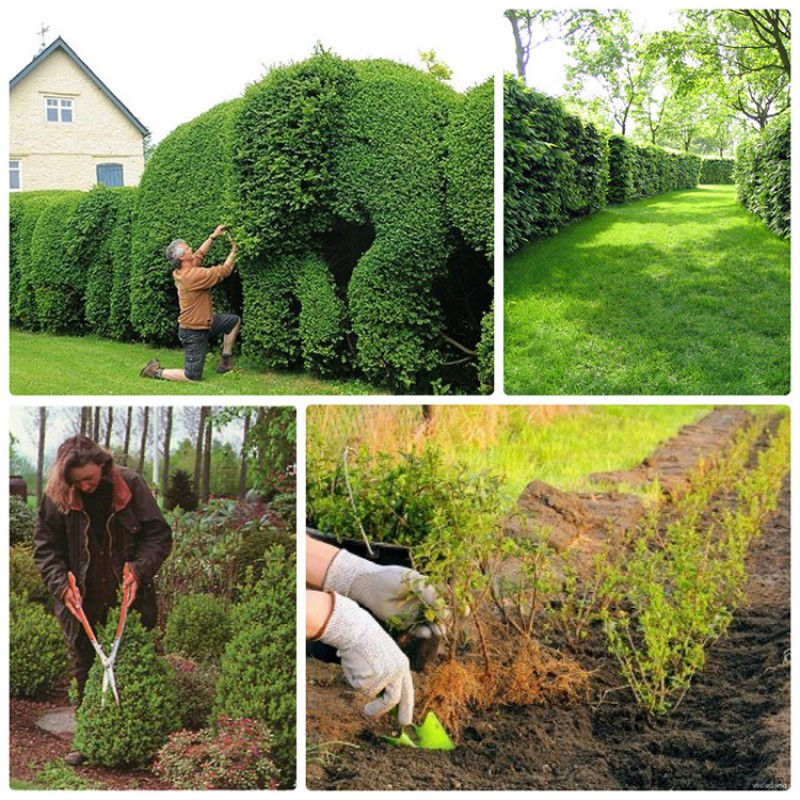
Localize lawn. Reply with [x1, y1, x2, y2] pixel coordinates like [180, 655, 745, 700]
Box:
[307, 404, 713, 503]
[9, 330, 379, 396]
[504, 185, 790, 395]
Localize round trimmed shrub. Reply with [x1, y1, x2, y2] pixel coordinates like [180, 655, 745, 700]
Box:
[73, 609, 180, 767]
[10, 495, 36, 545]
[214, 546, 296, 787]
[163, 592, 231, 663]
[165, 654, 219, 730]
[10, 593, 69, 697]
[154, 716, 279, 790]
[10, 544, 50, 607]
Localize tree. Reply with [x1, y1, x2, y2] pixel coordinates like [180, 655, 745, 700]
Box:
[564, 14, 659, 136]
[37, 407, 46, 502]
[193, 407, 210, 497]
[238, 409, 252, 500]
[138, 407, 150, 475]
[674, 10, 790, 130]
[122, 407, 133, 467]
[161, 407, 173, 501]
[164, 469, 198, 512]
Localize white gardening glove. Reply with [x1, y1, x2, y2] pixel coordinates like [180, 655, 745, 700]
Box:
[323, 549, 442, 638]
[319, 593, 414, 726]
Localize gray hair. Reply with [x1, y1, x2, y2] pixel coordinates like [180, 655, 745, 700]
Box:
[166, 239, 188, 267]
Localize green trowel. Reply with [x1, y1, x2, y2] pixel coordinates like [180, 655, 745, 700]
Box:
[385, 711, 455, 750]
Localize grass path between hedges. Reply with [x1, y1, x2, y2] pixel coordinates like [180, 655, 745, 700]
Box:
[504, 185, 790, 395]
[9, 330, 379, 396]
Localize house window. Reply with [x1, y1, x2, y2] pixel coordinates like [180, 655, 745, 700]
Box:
[45, 96, 73, 123]
[96, 163, 124, 187]
[9, 160, 21, 191]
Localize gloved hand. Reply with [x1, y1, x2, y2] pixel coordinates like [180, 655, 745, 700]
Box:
[323, 549, 442, 638]
[319, 592, 414, 726]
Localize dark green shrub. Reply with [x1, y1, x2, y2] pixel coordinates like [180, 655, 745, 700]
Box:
[10, 544, 50, 607]
[566, 118, 608, 218]
[164, 468, 198, 512]
[214, 546, 296, 787]
[607, 135, 636, 204]
[736, 116, 790, 239]
[130, 99, 241, 344]
[74, 187, 119, 339]
[107, 187, 138, 340]
[154, 717, 279, 790]
[163, 592, 231, 663]
[73, 609, 181, 767]
[699, 158, 735, 184]
[27, 192, 85, 333]
[10, 593, 68, 697]
[503, 75, 576, 250]
[165, 654, 219, 730]
[10, 495, 36, 544]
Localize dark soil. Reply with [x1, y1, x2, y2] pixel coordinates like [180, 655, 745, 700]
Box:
[306, 409, 790, 790]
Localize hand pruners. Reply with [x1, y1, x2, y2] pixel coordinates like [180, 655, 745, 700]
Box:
[67, 563, 133, 706]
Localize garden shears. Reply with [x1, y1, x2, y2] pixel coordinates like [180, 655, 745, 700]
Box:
[67, 563, 133, 706]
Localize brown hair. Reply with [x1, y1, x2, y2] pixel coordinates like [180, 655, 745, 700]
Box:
[46, 434, 115, 511]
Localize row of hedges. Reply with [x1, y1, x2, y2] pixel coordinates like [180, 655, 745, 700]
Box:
[735, 115, 790, 239]
[504, 75, 702, 254]
[699, 158, 735, 184]
[10, 53, 493, 394]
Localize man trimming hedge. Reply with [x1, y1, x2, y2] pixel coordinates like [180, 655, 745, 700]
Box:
[140, 225, 240, 381]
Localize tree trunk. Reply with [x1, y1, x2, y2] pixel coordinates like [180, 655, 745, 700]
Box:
[202, 415, 212, 503]
[104, 407, 114, 449]
[138, 407, 150, 475]
[194, 407, 210, 497]
[93, 407, 101, 442]
[36, 407, 47, 503]
[238, 409, 252, 500]
[122, 407, 133, 467]
[505, 11, 528, 81]
[161, 406, 173, 500]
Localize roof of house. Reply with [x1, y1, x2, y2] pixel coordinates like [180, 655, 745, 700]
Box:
[9, 35, 149, 136]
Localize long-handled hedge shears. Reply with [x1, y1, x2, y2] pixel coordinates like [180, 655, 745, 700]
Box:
[67, 562, 133, 706]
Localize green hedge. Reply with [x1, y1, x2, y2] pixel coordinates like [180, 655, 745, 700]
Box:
[735, 116, 790, 239]
[130, 99, 240, 344]
[10, 54, 492, 393]
[699, 158, 735, 184]
[505, 76, 701, 253]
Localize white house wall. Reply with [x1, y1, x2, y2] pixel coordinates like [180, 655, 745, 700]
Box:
[10, 49, 145, 191]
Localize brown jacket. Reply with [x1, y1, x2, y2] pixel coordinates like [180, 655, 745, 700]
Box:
[34, 467, 173, 643]
[173, 258, 235, 330]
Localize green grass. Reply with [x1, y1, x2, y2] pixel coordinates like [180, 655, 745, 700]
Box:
[10, 330, 379, 396]
[308, 404, 712, 504]
[505, 185, 790, 395]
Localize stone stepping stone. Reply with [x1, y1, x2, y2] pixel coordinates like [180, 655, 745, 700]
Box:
[35, 706, 76, 739]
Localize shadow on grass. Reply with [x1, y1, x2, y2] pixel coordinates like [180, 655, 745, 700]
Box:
[505, 187, 790, 395]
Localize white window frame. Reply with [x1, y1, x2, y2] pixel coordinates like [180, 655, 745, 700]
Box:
[44, 96, 74, 123]
[9, 159, 21, 191]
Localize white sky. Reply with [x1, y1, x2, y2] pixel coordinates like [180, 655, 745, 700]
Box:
[6, 0, 505, 144]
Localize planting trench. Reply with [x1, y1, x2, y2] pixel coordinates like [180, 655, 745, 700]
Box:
[306, 407, 790, 790]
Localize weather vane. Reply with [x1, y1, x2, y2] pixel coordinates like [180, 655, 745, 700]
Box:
[36, 22, 50, 54]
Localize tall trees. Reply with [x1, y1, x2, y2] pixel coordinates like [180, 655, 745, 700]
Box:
[508, 8, 791, 151]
